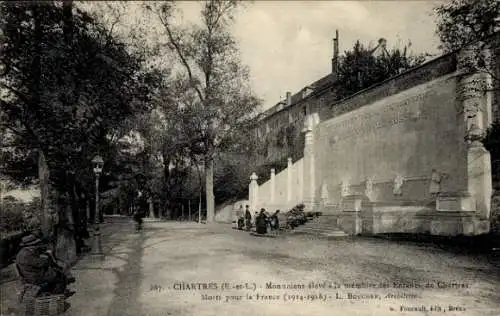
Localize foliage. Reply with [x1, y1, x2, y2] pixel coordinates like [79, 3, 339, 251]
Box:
[434, 0, 500, 52]
[145, 1, 261, 221]
[213, 153, 251, 204]
[0, 203, 24, 233]
[0, 133, 38, 185]
[0, 1, 159, 261]
[482, 121, 500, 189]
[0, 1, 154, 191]
[276, 126, 286, 148]
[0, 198, 42, 233]
[336, 40, 426, 99]
[434, 0, 499, 91]
[483, 121, 500, 154]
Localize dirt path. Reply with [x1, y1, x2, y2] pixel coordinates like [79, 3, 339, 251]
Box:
[4, 218, 498, 316]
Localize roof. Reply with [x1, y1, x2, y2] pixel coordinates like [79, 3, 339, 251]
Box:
[258, 72, 338, 121]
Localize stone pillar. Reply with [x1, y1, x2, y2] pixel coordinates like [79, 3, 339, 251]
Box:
[298, 158, 304, 203]
[270, 169, 276, 203]
[287, 158, 292, 203]
[457, 46, 493, 220]
[148, 198, 155, 219]
[249, 172, 259, 212]
[302, 115, 316, 211]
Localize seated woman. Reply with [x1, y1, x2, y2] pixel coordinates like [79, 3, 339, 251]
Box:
[255, 209, 269, 235]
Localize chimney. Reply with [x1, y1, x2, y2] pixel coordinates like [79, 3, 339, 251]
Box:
[331, 29, 339, 76]
[378, 38, 387, 49]
[286, 92, 291, 106]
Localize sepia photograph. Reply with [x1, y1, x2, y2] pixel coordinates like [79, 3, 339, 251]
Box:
[0, 0, 499, 315]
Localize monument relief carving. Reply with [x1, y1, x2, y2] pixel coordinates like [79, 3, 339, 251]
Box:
[365, 178, 373, 200]
[341, 181, 350, 197]
[429, 169, 442, 197]
[393, 175, 405, 196]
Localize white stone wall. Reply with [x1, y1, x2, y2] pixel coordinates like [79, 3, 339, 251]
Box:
[255, 158, 304, 212]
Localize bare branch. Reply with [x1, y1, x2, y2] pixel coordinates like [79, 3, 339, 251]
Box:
[156, 8, 205, 102]
[0, 123, 30, 140]
[0, 82, 31, 106]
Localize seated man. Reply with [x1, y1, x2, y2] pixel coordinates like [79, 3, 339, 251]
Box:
[15, 234, 75, 298]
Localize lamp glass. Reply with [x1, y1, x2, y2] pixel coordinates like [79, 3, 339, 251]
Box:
[92, 155, 104, 175]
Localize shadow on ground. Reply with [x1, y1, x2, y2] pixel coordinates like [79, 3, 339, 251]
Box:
[367, 232, 500, 267]
[105, 230, 146, 316]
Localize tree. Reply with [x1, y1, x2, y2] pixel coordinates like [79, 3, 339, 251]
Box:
[146, 1, 260, 222]
[0, 1, 153, 258]
[435, 0, 500, 91]
[336, 39, 426, 99]
[435, 0, 499, 52]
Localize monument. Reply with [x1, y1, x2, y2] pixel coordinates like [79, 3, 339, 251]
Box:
[249, 37, 498, 236]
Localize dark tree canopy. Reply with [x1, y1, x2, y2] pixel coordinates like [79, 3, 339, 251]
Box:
[0, 1, 154, 193]
[435, 0, 500, 52]
[336, 40, 426, 99]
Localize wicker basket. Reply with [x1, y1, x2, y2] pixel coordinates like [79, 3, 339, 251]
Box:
[23, 295, 35, 316]
[33, 294, 65, 316]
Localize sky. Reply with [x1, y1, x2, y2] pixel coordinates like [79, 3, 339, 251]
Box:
[228, 1, 443, 109]
[171, 1, 439, 109]
[90, 1, 445, 111]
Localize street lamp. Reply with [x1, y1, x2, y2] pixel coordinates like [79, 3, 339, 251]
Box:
[91, 155, 104, 254]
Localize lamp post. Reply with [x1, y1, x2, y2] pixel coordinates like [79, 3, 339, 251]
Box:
[91, 155, 104, 254]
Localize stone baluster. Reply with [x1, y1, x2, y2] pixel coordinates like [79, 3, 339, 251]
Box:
[249, 172, 259, 212]
[302, 114, 317, 212]
[298, 159, 304, 203]
[148, 198, 155, 219]
[270, 168, 276, 204]
[287, 158, 292, 203]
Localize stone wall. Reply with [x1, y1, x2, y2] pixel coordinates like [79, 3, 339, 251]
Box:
[248, 43, 496, 236]
[314, 73, 466, 207]
[253, 158, 304, 213]
[318, 53, 457, 122]
[311, 45, 494, 236]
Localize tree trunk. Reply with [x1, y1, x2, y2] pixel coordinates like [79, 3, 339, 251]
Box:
[38, 151, 51, 237]
[52, 0, 77, 264]
[70, 176, 85, 254]
[205, 156, 215, 223]
[55, 193, 77, 264]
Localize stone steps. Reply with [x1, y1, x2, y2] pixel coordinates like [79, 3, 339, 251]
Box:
[289, 217, 348, 237]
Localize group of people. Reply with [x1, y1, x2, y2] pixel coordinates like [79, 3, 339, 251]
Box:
[237, 205, 280, 235]
[15, 233, 76, 303]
